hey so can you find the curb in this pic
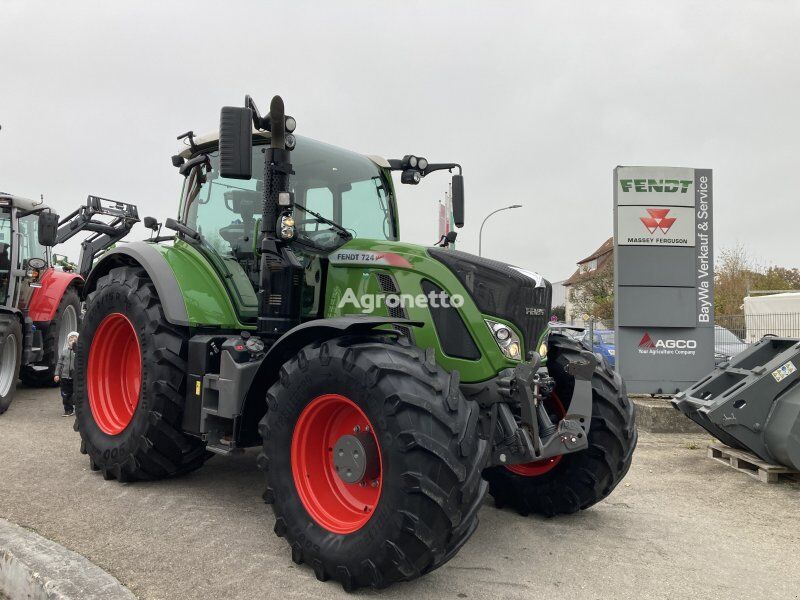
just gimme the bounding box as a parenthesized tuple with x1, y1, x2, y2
(0, 518, 135, 600)
(630, 396, 705, 434)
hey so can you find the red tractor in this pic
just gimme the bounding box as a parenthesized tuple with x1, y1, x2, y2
(0, 193, 139, 412)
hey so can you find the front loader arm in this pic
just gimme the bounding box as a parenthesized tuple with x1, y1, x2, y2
(54, 196, 140, 278)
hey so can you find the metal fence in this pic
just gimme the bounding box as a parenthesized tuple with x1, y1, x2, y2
(715, 313, 800, 347)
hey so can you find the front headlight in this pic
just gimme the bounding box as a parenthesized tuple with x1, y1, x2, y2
(485, 319, 522, 361)
(608, 349, 615, 356)
(538, 342, 548, 358)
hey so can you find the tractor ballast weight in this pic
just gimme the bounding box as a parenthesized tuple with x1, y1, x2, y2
(673, 336, 800, 470)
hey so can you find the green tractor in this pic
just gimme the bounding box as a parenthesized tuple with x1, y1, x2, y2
(74, 96, 636, 590)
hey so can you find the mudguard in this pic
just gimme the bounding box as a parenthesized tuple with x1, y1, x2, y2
(84, 241, 248, 329)
(235, 316, 422, 445)
(263, 315, 423, 372)
(28, 269, 82, 323)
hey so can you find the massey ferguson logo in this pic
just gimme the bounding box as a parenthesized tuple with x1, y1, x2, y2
(638, 332, 697, 356)
(640, 208, 676, 235)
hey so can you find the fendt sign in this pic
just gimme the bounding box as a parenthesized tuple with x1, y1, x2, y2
(613, 166, 714, 394)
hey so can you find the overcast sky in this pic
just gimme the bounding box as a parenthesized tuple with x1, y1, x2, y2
(1, 0, 798, 281)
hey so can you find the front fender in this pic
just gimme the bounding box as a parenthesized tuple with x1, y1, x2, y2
(237, 316, 420, 445)
(263, 316, 421, 377)
(28, 269, 83, 323)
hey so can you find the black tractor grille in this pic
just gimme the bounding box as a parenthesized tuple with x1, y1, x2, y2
(421, 279, 480, 360)
(374, 271, 412, 340)
(427, 248, 552, 356)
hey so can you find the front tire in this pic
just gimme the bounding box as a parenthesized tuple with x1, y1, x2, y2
(74, 266, 209, 481)
(21, 286, 81, 387)
(259, 336, 488, 590)
(483, 332, 637, 516)
(0, 315, 22, 414)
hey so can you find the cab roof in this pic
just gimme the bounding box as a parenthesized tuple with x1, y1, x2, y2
(177, 130, 391, 168)
(0, 192, 48, 212)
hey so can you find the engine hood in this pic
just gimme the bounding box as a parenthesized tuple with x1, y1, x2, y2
(427, 247, 553, 352)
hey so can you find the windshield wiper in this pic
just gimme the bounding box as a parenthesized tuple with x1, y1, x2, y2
(294, 202, 352, 240)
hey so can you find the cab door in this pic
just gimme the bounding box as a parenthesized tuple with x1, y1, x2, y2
(0, 208, 12, 307)
(12, 212, 49, 311)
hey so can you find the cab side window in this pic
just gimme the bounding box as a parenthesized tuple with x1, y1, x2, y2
(17, 214, 46, 268)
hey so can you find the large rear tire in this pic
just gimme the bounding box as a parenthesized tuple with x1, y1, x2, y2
(21, 286, 81, 387)
(259, 336, 489, 591)
(483, 332, 637, 516)
(0, 315, 22, 415)
(74, 266, 209, 481)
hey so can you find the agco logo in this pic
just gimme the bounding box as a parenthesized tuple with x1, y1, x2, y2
(638, 332, 697, 355)
(640, 208, 676, 235)
(619, 179, 692, 193)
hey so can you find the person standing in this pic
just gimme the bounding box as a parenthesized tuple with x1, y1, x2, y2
(54, 331, 79, 416)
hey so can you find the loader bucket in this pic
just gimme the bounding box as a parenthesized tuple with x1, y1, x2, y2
(672, 336, 800, 470)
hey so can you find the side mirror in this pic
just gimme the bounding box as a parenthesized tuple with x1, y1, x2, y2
(38, 212, 59, 247)
(451, 174, 464, 228)
(143, 216, 159, 231)
(219, 106, 253, 180)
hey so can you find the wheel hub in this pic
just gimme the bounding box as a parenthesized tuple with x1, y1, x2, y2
(332, 432, 379, 485)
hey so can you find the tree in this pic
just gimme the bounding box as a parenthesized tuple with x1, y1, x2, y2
(568, 256, 614, 325)
(714, 244, 800, 315)
(714, 245, 753, 316)
(753, 266, 800, 291)
(551, 305, 566, 322)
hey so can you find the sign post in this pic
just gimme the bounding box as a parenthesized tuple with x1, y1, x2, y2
(613, 166, 714, 394)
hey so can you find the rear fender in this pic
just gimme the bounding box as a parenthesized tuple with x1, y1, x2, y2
(84, 243, 190, 326)
(28, 269, 83, 323)
(84, 241, 251, 329)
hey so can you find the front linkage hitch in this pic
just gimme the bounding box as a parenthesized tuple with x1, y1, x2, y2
(470, 349, 597, 468)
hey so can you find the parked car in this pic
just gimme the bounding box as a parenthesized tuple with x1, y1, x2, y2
(715, 324, 748, 365)
(580, 328, 616, 368)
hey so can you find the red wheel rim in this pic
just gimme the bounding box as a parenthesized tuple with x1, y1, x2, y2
(291, 394, 383, 534)
(505, 392, 566, 477)
(87, 313, 142, 435)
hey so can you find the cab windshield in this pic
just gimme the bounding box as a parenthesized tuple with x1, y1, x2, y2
(183, 136, 397, 257)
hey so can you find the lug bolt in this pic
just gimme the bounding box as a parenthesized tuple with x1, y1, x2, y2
(570, 436, 577, 444)
(499, 453, 507, 463)
(371, 480, 378, 488)
(354, 425, 361, 433)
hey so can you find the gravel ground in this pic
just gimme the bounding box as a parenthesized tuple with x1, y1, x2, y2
(1, 386, 799, 600)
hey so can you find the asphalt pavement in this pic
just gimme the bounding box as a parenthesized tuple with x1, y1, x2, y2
(1, 386, 798, 600)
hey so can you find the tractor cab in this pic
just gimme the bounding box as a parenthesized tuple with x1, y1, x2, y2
(0, 193, 52, 312)
(173, 133, 402, 322)
(171, 129, 464, 326)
